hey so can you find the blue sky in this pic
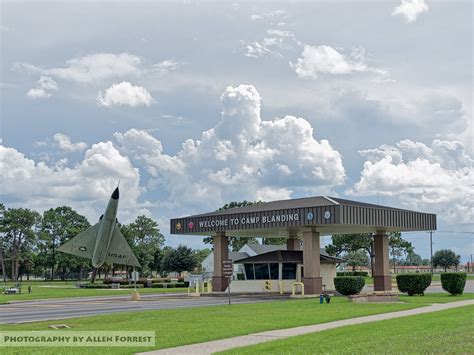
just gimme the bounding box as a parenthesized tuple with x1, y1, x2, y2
(1, 1, 472, 262)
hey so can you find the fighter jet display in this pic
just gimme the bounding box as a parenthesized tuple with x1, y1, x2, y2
(58, 187, 140, 268)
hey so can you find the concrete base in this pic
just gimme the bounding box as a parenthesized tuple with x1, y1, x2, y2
(348, 291, 399, 303)
(212, 276, 229, 292)
(130, 291, 141, 301)
(374, 276, 392, 291)
(302, 277, 323, 294)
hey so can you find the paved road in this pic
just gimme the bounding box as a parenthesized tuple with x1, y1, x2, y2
(0, 293, 288, 324)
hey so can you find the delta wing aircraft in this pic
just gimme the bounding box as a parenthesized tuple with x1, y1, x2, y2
(58, 187, 140, 268)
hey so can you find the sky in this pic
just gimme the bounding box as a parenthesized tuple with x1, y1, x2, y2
(1, 0, 472, 262)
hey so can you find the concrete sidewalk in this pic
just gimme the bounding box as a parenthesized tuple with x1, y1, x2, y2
(139, 300, 474, 355)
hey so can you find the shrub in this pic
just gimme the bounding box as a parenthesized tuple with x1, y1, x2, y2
(103, 278, 129, 285)
(441, 272, 467, 295)
(336, 271, 369, 277)
(237, 273, 245, 280)
(152, 283, 165, 288)
(121, 284, 143, 289)
(334, 276, 365, 296)
(396, 273, 432, 296)
(80, 283, 111, 289)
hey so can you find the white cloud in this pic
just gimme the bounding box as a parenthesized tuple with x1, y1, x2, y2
(242, 29, 298, 58)
(349, 139, 474, 224)
(26, 76, 58, 99)
(26, 88, 51, 99)
(291, 45, 386, 79)
(44, 53, 142, 83)
(392, 0, 429, 23)
(152, 59, 179, 74)
(114, 84, 345, 210)
(98, 81, 153, 107)
(53, 133, 88, 152)
(249, 10, 287, 22)
(0, 142, 143, 221)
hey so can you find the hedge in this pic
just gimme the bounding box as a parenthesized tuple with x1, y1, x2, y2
(336, 272, 369, 277)
(441, 272, 467, 295)
(334, 276, 365, 296)
(396, 273, 432, 296)
(151, 282, 187, 288)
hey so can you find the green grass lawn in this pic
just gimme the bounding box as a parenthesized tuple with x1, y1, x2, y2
(0, 293, 471, 354)
(220, 305, 474, 354)
(0, 281, 187, 304)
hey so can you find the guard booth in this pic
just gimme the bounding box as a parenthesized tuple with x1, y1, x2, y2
(171, 196, 436, 294)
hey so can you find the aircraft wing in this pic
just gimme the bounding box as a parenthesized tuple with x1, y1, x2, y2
(106, 226, 141, 267)
(57, 223, 99, 259)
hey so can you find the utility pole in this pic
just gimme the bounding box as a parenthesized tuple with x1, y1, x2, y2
(429, 231, 434, 275)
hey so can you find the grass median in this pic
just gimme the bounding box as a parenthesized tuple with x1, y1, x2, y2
(0, 281, 187, 304)
(220, 304, 474, 354)
(0, 293, 472, 354)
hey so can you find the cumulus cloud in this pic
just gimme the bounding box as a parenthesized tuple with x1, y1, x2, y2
(348, 139, 473, 224)
(242, 29, 298, 58)
(53, 133, 88, 152)
(114, 84, 345, 210)
(291, 45, 386, 79)
(98, 81, 153, 107)
(249, 10, 287, 21)
(0, 142, 143, 221)
(152, 59, 179, 74)
(26, 76, 58, 99)
(392, 0, 429, 23)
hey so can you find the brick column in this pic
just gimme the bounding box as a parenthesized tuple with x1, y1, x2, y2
(286, 235, 300, 250)
(212, 232, 229, 292)
(373, 232, 391, 291)
(302, 228, 322, 294)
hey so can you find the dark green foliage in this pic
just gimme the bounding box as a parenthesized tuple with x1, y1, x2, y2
(336, 271, 368, 277)
(334, 276, 365, 295)
(103, 278, 129, 285)
(161, 245, 197, 273)
(432, 250, 461, 272)
(237, 273, 245, 280)
(441, 273, 467, 295)
(396, 273, 432, 296)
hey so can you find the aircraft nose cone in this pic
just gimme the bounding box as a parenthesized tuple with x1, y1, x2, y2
(111, 187, 119, 200)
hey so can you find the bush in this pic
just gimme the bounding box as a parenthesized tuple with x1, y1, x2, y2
(336, 271, 369, 277)
(103, 278, 129, 285)
(396, 273, 432, 296)
(121, 284, 143, 289)
(152, 283, 165, 288)
(441, 272, 467, 295)
(80, 283, 111, 289)
(334, 276, 365, 296)
(237, 273, 245, 280)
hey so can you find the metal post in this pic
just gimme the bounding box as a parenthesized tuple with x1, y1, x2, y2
(133, 266, 137, 291)
(227, 276, 231, 305)
(429, 231, 433, 275)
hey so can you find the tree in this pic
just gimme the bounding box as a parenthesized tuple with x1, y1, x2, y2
(345, 250, 369, 271)
(326, 232, 413, 275)
(402, 251, 423, 266)
(203, 201, 261, 251)
(389, 232, 413, 273)
(2, 208, 41, 281)
(0, 203, 6, 281)
(40, 206, 91, 280)
(121, 215, 165, 277)
(161, 245, 197, 274)
(432, 249, 461, 272)
(193, 248, 212, 266)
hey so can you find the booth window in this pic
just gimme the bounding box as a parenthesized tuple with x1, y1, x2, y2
(269, 263, 278, 279)
(254, 263, 270, 279)
(244, 264, 255, 280)
(282, 263, 297, 279)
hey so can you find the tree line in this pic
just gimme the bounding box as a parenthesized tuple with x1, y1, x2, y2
(0, 203, 210, 282)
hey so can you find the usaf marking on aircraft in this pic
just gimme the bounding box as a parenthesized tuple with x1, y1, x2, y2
(58, 187, 140, 268)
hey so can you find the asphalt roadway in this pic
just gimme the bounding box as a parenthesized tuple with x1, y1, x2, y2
(0, 293, 288, 324)
(2, 281, 472, 325)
